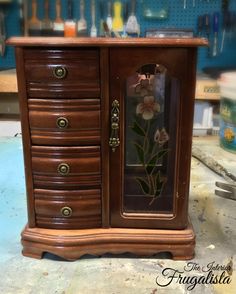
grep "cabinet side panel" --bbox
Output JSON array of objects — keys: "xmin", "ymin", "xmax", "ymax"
[
  {"xmin": 15, "ymin": 47, "xmax": 35, "ymax": 227},
  {"xmin": 100, "ymin": 48, "xmax": 110, "ymax": 228},
  {"xmin": 176, "ymin": 48, "xmax": 198, "ymax": 226}
]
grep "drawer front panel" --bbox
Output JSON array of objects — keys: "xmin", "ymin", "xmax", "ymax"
[
  {"xmin": 32, "ymin": 146, "xmax": 101, "ymax": 189},
  {"xmin": 29, "ymin": 99, "xmax": 101, "ymax": 145},
  {"xmin": 24, "ymin": 49, "xmax": 100, "ymax": 98},
  {"xmin": 35, "ymin": 189, "xmax": 101, "ymax": 229}
]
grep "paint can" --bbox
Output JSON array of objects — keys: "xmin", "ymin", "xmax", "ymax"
[{"xmin": 218, "ymin": 72, "xmax": 236, "ymax": 153}]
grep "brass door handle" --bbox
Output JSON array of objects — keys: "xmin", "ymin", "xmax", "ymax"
[
  {"xmin": 57, "ymin": 117, "xmax": 69, "ymax": 129},
  {"xmin": 53, "ymin": 66, "xmax": 67, "ymax": 79},
  {"xmin": 109, "ymin": 100, "xmax": 120, "ymax": 152},
  {"xmin": 61, "ymin": 206, "xmax": 73, "ymax": 217},
  {"xmin": 57, "ymin": 163, "xmax": 70, "ymax": 175}
]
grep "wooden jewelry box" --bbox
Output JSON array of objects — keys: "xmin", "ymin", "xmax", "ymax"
[{"xmin": 9, "ymin": 37, "xmax": 207, "ymax": 260}]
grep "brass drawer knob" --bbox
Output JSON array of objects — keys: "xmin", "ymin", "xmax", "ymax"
[
  {"xmin": 53, "ymin": 66, "xmax": 67, "ymax": 79},
  {"xmin": 57, "ymin": 163, "xmax": 70, "ymax": 175},
  {"xmin": 61, "ymin": 206, "xmax": 72, "ymax": 217},
  {"xmin": 57, "ymin": 117, "xmax": 69, "ymax": 129}
]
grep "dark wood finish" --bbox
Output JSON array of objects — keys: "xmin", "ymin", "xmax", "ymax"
[
  {"xmin": 15, "ymin": 47, "xmax": 36, "ymax": 227},
  {"xmin": 100, "ymin": 47, "xmax": 110, "ymax": 228},
  {"xmin": 31, "ymin": 146, "xmax": 101, "ymax": 189},
  {"xmin": 9, "ymin": 37, "xmax": 207, "ymax": 260},
  {"xmin": 21, "ymin": 220, "xmax": 195, "ymax": 260},
  {"xmin": 24, "ymin": 48, "xmax": 100, "ymax": 98},
  {"xmin": 35, "ymin": 189, "xmax": 101, "ymax": 229},
  {"xmin": 176, "ymin": 48, "xmax": 198, "ymax": 226},
  {"xmin": 28, "ymin": 99, "xmax": 101, "ymax": 145}
]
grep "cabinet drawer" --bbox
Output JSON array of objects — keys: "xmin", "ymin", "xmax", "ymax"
[
  {"xmin": 31, "ymin": 146, "xmax": 101, "ymax": 189},
  {"xmin": 24, "ymin": 48, "xmax": 100, "ymax": 98},
  {"xmin": 34, "ymin": 189, "xmax": 101, "ymax": 229},
  {"xmin": 28, "ymin": 99, "xmax": 101, "ymax": 145}
]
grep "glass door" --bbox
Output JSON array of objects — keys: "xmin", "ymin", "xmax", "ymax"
[
  {"xmin": 124, "ymin": 63, "xmax": 175, "ymax": 213},
  {"xmin": 109, "ymin": 48, "xmax": 188, "ymax": 229}
]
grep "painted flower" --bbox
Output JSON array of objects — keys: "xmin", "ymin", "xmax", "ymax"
[
  {"xmin": 154, "ymin": 128, "xmax": 169, "ymax": 146},
  {"xmin": 136, "ymin": 96, "xmax": 160, "ymax": 120},
  {"xmin": 135, "ymin": 78, "xmax": 153, "ymax": 97}
]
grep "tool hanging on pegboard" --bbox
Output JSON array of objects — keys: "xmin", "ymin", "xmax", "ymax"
[
  {"xmin": 196, "ymin": 9, "xmax": 233, "ymax": 58},
  {"xmin": 220, "ymin": 0, "xmax": 236, "ymax": 53},
  {"xmin": 0, "ymin": 9, "xmax": 6, "ymax": 56},
  {"xmin": 204, "ymin": 14, "xmax": 211, "ymax": 57},
  {"xmin": 0, "ymin": 0, "xmax": 13, "ymax": 57},
  {"xmin": 212, "ymin": 12, "xmax": 219, "ymax": 57}
]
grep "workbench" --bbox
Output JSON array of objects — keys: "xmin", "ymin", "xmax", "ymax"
[{"xmin": 0, "ymin": 69, "xmax": 17, "ymax": 93}]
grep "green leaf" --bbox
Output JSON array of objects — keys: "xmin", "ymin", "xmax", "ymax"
[
  {"xmin": 146, "ymin": 156, "xmax": 158, "ymax": 175},
  {"xmin": 156, "ymin": 149, "xmax": 169, "ymax": 161},
  {"xmin": 154, "ymin": 172, "xmax": 164, "ymax": 197},
  {"xmin": 134, "ymin": 142, "xmax": 145, "ymax": 164},
  {"xmin": 136, "ymin": 178, "xmax": 150, "ymax": 195},
  {"xmin": 131, "ymin": 121, "xmax": 145, "ymax": 137},
  {"xmin": 146, "ymin": 149, "xmax": 169, "ymax": 174}
]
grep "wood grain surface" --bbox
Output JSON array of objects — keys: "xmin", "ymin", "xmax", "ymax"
[{"xmin": 11, "ymin": 38, "xmax": 205, "ymax": 260}]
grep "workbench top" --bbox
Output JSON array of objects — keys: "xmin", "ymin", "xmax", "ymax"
[{"xmin": 0, "ymin": 69, "xmax": 17, "ymax": 93}]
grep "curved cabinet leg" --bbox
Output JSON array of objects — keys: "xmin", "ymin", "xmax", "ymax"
[
  {"xmin": 171, "ymin": 246, "xmax": 195, "ymax": 261},
  {"xmin": 22, "ymin": 245, "xmax": 44, "ymax": 259}
]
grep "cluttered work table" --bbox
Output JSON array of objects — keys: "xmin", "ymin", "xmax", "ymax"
[{"xmin": 189, "ymin": 136, "xmax": 236, "ymax": 293}]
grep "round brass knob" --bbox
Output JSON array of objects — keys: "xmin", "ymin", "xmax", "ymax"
[
  {"xmin": 53, "ymin": 66, "xmax": 67, "ymax": 79},
  {"xmin": 57, "ymin": 163, "xmax": 70, "ymax": 175},
  {"xmin": 61, "ymin": 206, "xmax": 72, "ymax": 217},
  {"xmin": 56, "ymin": 117, "xmax": 69, "ymax": 129}
]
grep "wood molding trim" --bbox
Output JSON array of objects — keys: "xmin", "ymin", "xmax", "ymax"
[{"xmin": 21, "ymin": 220, "xmax": 195, "ymax": 261}]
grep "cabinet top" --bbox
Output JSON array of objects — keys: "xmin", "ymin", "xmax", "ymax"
[{"xmin": 7, "ymin": 37, "xmax": 208, "ymax": 48}]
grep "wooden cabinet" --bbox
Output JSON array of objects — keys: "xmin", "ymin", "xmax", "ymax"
[{"xmin": 9, "ymin": 37, "xmax": 207, "ymax": 260}]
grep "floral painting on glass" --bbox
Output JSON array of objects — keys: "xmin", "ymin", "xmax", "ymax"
[{"xmin": 125, "ymin": 64, "xmax": 170, "ymax": 206}]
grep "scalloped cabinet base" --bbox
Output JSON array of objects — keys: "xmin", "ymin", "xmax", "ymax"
[{"xmin": 21, "ymin": 220, "xmax": 195, "ymax": 261}]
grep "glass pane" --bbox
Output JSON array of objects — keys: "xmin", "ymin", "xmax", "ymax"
[{"xmin": 124, "ymin": 64, "xmax": 177, "ymax": 214}]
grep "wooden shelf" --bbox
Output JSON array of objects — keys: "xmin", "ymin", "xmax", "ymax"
[{"xmin": 0, "ymin": 69, "xmax": 18, "ymax": 93}]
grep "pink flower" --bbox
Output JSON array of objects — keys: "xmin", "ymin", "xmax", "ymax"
[
  {"xmin": 135, "ymin": 78, "xmax": 153, "ymax": 97},
  {"xmin": 136, "ymin": 96, "xmax": 160, "ymax": 120},
  {"xmin": 154, "ymin": 128, "xmax": 169, "ymax": 146}
]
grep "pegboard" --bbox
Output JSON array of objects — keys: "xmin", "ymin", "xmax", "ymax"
[
  {"xmin": 1, "ymin": 0, "xmax": 236, "ymax": 71},
  {"xmin": 0, "ymin": 0, "xmax": 21, "ymax": 69},
  {"xmin": 137, "ymin": 0, "xmax": 236, "ymax": 71}
]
